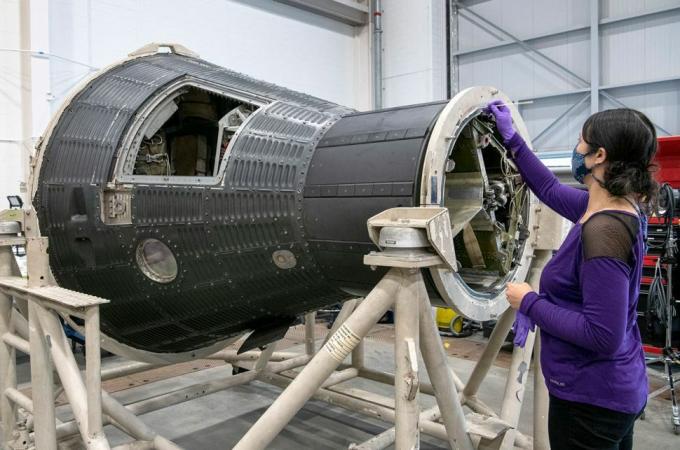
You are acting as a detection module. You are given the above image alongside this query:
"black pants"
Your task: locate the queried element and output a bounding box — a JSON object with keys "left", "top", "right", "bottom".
{"left": 548, "top": 395, "right": 644, "bottom": 450}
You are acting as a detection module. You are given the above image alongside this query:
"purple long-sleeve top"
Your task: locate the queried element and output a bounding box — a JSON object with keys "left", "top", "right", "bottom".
{"left": 506, "top": 133, "right": 647, "bottom": 414}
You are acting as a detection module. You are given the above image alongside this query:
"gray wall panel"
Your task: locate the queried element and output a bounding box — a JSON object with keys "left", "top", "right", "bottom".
{"left": 454, "top": 0, "right": 680, "bottom": 153}
{"left": 601, "top": 9, "right": 680, "bottom": 86}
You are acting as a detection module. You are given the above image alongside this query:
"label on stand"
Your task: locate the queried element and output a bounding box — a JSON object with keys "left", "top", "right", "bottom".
{"left": 324, "top": 323, "right": 361, "bottom": 362}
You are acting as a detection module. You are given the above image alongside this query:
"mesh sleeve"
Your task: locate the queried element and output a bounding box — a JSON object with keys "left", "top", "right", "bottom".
{"left": 581, "top": 212, "right": 638, "bottom": 263}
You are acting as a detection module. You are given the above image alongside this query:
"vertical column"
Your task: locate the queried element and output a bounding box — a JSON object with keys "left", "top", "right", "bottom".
{"left": 29, "top": 302, "right": 56, "bottom": 450}
{"left": 19, "top": 0, "right": 33, "bottom": 196}
{"left": 304, "top": 312, "right": 316, "bottom": 356}
{"left": 372, "top": 0, "right": 383, "bottom": 109}
{"left": 85, "top": 306, "right": 103, "bottom": 442}
{"left": 494, "top": 244, "right": 551, "bottom": 449}
{"left": 448, "top": 0, "right": 460, "bottom": 96}
{"left": 394, "top": 269, "right": 420, "bottom": 450}
{"left": 24, "top": 209, "right": 49, "bottom": 289}
{"left": 590, "top": 0, "right": 600, "bottom": 114}
{"left": 0, "top": 247, "right": 17, "bottom": 445}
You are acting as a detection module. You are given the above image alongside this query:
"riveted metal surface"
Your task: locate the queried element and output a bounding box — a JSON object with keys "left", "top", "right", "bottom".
{"left": 35, "top": 52, "right": 351, "bottom": 356}
{"left": 303, "top": 101, "right": 447, "bottom": 295}
{"left": 35, "top": 51, "right": 531, "bottom": 358}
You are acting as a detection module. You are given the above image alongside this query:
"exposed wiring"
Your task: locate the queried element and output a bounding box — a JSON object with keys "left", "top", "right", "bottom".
{"left": 649, "top": 259, "right": 675, "bottom": 324}
{"left": 647, "top": 183, "right": 679, "bottom": 328}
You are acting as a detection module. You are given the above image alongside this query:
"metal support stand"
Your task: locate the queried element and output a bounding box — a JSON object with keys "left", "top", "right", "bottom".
{"left": 0, "top": 210, "right": 182, "bottom": 450}
{"left": 234, "top": 268, "right": 402, "bottom": 450}
{"left": 644, "top": 187, "right": 680, "bottom": 435}
{"left": 0, "top": 205, "right": 558, "bottom": 449}
{"left": 663, "top": 228, "right": 680, "bottom": 435}
{"left": 233, "top": 207, "right": 543, "bottom": 450}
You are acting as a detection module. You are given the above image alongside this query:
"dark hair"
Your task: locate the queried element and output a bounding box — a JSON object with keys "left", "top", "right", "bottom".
{"left": 581, "top": 108, "right": 659, "bottom": 212}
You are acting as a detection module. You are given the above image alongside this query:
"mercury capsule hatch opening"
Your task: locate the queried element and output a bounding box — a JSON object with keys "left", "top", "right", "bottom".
{"left": 119, "top": 83, "right": 261, "bottom": 185}
{"left": 442, "top": 109, "right": 530, "bottom": 295}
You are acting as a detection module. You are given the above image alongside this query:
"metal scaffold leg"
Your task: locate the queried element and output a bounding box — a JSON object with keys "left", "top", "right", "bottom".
{"left": 0, "top": 246, "right": 18, "bottom": 447}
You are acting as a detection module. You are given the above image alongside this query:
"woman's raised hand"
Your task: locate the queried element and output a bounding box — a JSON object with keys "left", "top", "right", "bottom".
{"left": 485, "top": 100, "right": 516, "bottom": 141}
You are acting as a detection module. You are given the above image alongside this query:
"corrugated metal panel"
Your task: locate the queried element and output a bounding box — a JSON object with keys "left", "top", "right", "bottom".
{"left": 455, "top": 0, "right": 679, "bottom": 151}
{"left": 36, "top": 52, "right": 353, "bottom": 354}
{"left": 133, "top": 188, "right": 206, "bottom": 225}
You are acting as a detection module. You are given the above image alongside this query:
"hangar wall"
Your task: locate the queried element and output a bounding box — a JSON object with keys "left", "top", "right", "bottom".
{"left": 453, "top": 0, "right": 680, "bottom": 152}
{"left": 0, "top": 0, "right": 372, "bottom": 204}
{"left": 3, "top": 0, "right": 679, "bottom": 203}
{"left": 380, "top": 0, "right": 448, "bottom": 107}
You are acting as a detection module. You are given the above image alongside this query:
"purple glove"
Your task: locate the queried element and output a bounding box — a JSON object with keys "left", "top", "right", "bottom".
{"left": 484, "top": 100, "right": 516, "bottom": 141}
{"left": 512, "top": 311, "right": 536, "bottom": 348}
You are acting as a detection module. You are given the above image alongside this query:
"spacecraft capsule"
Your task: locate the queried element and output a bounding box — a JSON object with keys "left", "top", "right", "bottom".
{"left": 32, "top": 44, "right": 536, "bottom": 362}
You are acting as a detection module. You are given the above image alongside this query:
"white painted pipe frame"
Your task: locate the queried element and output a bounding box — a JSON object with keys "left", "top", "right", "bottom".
{"left": 29, "top": 302, "right": 57, "bottom": 450}
{"left": 233, "top": 269, "right": 402, "bottom": 450}
{"left": 304, "top": 311, "right": 316, "bottom": 356}
{"left": 55, "top": 349, "right": 311, "bottom": 441}
{"left": 393, "top": 269, "right": 420, "bottom": 450}
{"left": 34, "top": 303, "right": 110, "bottom": 450}
{"left": 0, "top": 246, "right": 18, "bottom": 445}
{"left": 416, "top": 281, "right": 474, "bottom": 450}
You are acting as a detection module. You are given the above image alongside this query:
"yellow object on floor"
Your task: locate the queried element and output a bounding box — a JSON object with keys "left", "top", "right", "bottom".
{"left": 435, "top": 307, "right": 463, "bottom": 333}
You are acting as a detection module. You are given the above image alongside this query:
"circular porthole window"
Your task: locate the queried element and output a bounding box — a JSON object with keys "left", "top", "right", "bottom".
{"left": 136, "top": 239, "right": 178, "bottom": 283}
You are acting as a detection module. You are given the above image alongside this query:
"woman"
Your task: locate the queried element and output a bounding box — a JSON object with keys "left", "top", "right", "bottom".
{"left": 486, "top": 100, "right": 656, "bottom": 450}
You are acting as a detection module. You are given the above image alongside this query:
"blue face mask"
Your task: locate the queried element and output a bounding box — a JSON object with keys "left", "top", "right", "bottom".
{"left": 571, "top": 143, "right": 604, "bottom": 185}
{"left": 571, "top": 145, "right": 593, "bottom": 184}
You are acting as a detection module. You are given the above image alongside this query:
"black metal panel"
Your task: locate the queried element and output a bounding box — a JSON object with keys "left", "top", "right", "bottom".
{"left": 35, "top": 53, "right": 352, "bottom": 354}
{"left": 35, "top": 52, "right": 446, "bottom": 355}
{"left": 304, "top": 101, "right": 446, "bottom": 293}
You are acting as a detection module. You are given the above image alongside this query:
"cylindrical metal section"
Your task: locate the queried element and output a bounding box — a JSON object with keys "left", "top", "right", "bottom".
{"left": 4, "top": 387, "right": 33, "bottom": 413}
{"left": 2, "top": 333, "right": 29, "bottom": 355}
{"left": 261, "top": 371, "right": 451, "bottom": 442}
{"left": 33, "top": 51, "right": 353, "bottom": 360}
{"left": 320, "top": 367, "right": 359, "bottom": 388}
{"left": 351, "top": 339, "right": 365, "bottom": 370}
{"left": 101, "top": 391, "right": 153, "bottom": 442}
{"left": 33, "top": 47, "right": 538, "bottom": 361}
{"left": 304, "top": 102, "right": 446, "bottom": 296}
{"left": 321, "top": 298, "right": 358, "bottom": 348}
{"left": 11, "top": 313, "right": 28, "bottom": 341}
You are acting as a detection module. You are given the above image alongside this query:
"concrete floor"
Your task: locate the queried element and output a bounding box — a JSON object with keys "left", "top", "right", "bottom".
{"left": 11, "top": 327, "right": 680, "bottom": 449}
